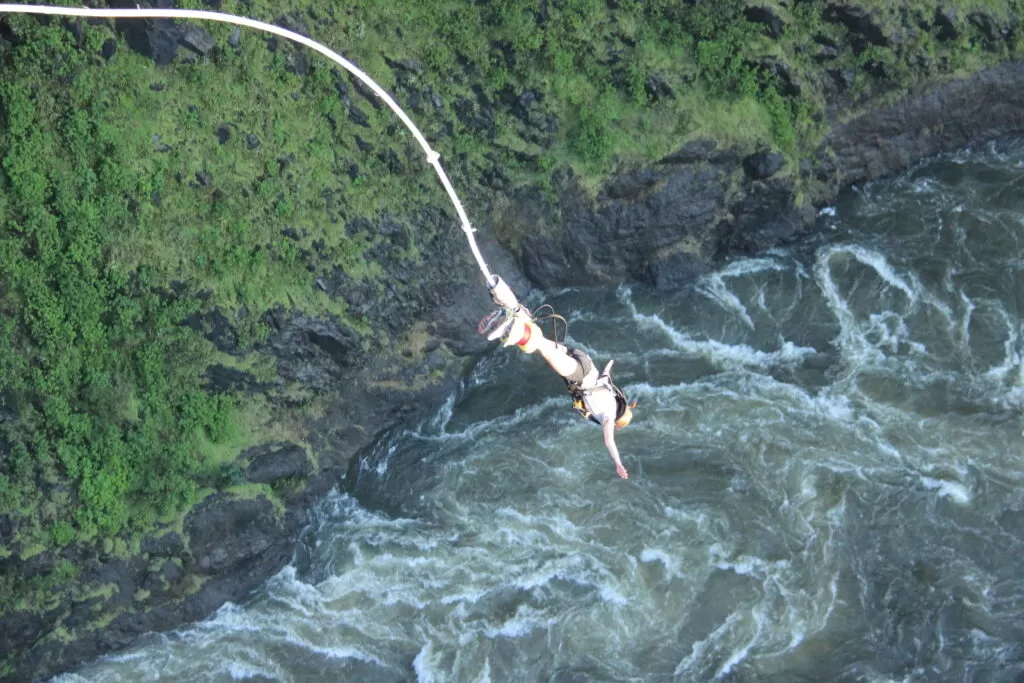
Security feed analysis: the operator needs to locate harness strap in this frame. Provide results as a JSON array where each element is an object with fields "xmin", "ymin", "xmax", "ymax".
[{"xmin": 566, "ymin": 380, "xmax": 627, "ymax": 424}]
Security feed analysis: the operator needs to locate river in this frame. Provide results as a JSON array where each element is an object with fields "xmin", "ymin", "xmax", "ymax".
[{"xmin": 56, "ymin": 138, "xmax": 1024, "ymax": 682}]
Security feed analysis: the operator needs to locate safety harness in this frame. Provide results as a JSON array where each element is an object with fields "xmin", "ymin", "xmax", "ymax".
[{"xmin": 565, "ymin": 379, "xmax": 629, "ymax": 426}]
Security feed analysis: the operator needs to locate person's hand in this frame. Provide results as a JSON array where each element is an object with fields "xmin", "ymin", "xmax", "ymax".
[{"xmin": 616, "ymin": 463, "xmax": 629, "ymax": 480}]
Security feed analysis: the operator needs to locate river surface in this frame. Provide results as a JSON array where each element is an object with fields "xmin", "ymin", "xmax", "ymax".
[{"xmin": 56, "ymin": 139, "xmax": 1024, "ymax": 682}]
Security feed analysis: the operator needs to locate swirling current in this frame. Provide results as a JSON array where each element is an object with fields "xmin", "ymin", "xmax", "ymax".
[{"xmin": 57, "ymin": 139, "xmax": 1024, "ymax": 682}]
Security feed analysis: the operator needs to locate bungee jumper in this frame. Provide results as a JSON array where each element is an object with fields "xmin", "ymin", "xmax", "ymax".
[{"xmin": 480, "ymin": 276, "xmax": 636, "ymax": 480}]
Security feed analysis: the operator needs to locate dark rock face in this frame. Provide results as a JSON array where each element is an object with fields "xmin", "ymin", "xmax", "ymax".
[
  {"xmin": 140, "ymin": 532, "xmax": 184, "ymax": 557},
  {"xmin": 0, "ymin": 137, "xmax": 499, "ymax": 683},
  {"xmin": 644, "ymin": 74, "xmax": 675, "ymax": 102},
  {"xmin": 185, "ymin": 495, "xmax": 290, "ymax": 575},
  {"xmin": 243, "ymin": 442, "xmax": 312, "ymax": 485},
  {"xmin": 724, "ymin": 178, "xmax": 815, "ymax": 254},
  {"xmin": 515, "ymin": 139, "xmax": 802, "ymax": 289},
  {"xmin": 758, "ymin": 58, "xmax": 802, "ymax": 96},
  {"xmin": 658, "ymin": 139, "xmax": 721, "ymax": 165},
  {"xmin": 110, "ymin": 1, "xmax": 217, "ymax": 66},
  {"xmin": 204, "ymin": 364, "xmax": 269, "ymax": 394},
  {"xmin": 743, "ymin": 150, "xmax": 786, "ymax": 180},
  {"xmin": 819, "ymin": 62, "xmax": 1024, "ymax": 190},
  {"xmin": 1, "ymin": 606, "xmax": 66, "ymax": 669},
  {"xmin": 823, "ymin": 4, "xmax": 889, "ymax": 47},
  {"xmin": 254, "ymin": 309, "xmax": 364, "ymax": 390},
  {"xmin": 829, "ymin": 67, "xmax": 857, "ymax": 92},
  {"xmin": 515, "ymin": 159, "xmax": 730, "ymax": 288},
  {"xmin": 934, "ymin": 7, "xmax": 959, "ymax": 41},
  {"xmin": 3, "ymin": 495, "xmax": 312, "ymax": 683}
]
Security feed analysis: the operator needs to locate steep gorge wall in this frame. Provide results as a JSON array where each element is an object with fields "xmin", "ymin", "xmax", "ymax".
[
  {"xmin": 504, "ymin": 59, "xmax": 1024, "ymax": 291},
  {"xmin": 2, "ymin": 1, "xmax": 1024, "ymax": 680}
]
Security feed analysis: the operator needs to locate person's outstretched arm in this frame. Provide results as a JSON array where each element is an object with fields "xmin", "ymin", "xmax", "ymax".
[{"xmin": 602, "ymin": 418, "xmax": 629, "ymax": 479}]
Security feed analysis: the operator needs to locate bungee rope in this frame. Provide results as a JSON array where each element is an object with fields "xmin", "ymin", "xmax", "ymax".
[{"xmin": 0, "ymin": 3, "xmax": 529, "ymax": 314}]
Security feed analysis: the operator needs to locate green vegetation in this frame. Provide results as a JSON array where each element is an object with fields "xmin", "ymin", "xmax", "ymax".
[
  {"xmin": 0, "ymin": 0, "xmax": 1022, "ymax": 631},
  {"xmin": 0, "ymin": 32, "xmax": 224, "ymax": 539}
]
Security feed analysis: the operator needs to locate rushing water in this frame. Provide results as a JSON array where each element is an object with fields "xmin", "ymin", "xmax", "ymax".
[{"xmin": 56, "ymin": 139, "xmax": 1024, "ymax": 682}]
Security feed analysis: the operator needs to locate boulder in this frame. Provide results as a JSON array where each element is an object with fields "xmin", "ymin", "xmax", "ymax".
[
  {"xmin": 934, "ymin": 7, "xmax": 959, "ymax": 41},
  {"xmin": 184, "ymin": 494, "xmax": 286, "ymax": 575},
  {"xmin": 645, "ymin": 73, "xmax": 676, "ymax": 102},
  {"xmin": 243, "ymin": 442, "xmax": 312, "ymax": 484},
  {"xmin": 257, "ymin": 310, "xmax": 360, "ymax": 391},
  {"xmin": 348, "ymin": 105, "xmax": 371, "ymax": 128},
  {"xmin": 114, "ymin": 15, "xmax": 217, "ymax": 66},
  {"xmin": 757, "ymin": 58, "xmax": 802, "ymax": 96},
  {"xmin": 743, "ymin": 150, "xmax": 785, "ymax": 180},
  {"xmin": 178, "ymin": 24, "xmax": 215, "ymax": 56},
  {"xmin": 828, "ymin": 67, "xmax": 857, "ymax": 92},
  {"xmin": 384, "ymin": 56, "xmax": 424, "ymax": 74},
  {"xmin": 725, "ymin": 178, "xmax": 814, "ymax": 253},
  {"xmin": 349, "ymin": 72, "xmax": 383, "ymax": 110}
]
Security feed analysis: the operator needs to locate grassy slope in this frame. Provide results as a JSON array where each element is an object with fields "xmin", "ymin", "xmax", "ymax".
[{"xmin": 0, "ymin": 0, "xmax": 1020, "ymax": 633}]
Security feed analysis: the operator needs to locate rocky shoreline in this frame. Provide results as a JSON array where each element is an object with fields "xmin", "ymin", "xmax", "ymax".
[{"xmin": 4, "ymin": 4, "xmax": 1024, "ymax": 681}]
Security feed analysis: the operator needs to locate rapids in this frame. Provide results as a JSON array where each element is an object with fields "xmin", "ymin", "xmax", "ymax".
[{"xmin": 57, "ymin": 139, "xmax": 1024, "ymax": 682}]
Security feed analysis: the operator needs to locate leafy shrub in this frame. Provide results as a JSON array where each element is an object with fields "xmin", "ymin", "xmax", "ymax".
[
  {"xmin": 571, "ymin": 105, "xmax": 613, "ymax": 164},
  {"xmin": 759, "ymin": 84, "xmax": 796, "ymax": 153}
]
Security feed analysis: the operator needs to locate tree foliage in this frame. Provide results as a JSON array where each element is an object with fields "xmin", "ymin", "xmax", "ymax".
[{"xmin": 0, "ymin": 23, "xmax": 232, "ymax": 543}]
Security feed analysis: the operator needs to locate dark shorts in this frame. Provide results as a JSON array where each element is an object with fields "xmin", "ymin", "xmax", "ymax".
[{"xmin": 565, "ymin": 348, "xmax": 593, "ymax": 385}]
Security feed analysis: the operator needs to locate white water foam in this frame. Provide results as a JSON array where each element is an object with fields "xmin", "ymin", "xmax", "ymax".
[
  {"xmin": 639, "ymin": 547, "xmax": 686, "ymax": 580},
  {"xmin": 413, "ymin": 641, "xmax": 443, "ymax": 683},
  {"xmin": 694, "ymin": 257, "xmax": 790, "ymax": 330},
  {"xmin": 630, "ymin": 307, "xmax": 817, "ymax": 370},
  {"xmin": 919, "ymin": 477, "xmax": 972, "ymax": 505}
]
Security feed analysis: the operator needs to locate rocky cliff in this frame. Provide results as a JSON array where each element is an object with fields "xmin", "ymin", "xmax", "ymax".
[{"xmin": 2, "ymin": 1, "xmax": 1023, "ymax": 680}]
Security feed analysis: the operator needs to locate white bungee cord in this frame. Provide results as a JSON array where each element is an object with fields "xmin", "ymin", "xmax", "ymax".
[{"xmin": 0, "ymin": 3, "xmax": 527, "ymax": 311}]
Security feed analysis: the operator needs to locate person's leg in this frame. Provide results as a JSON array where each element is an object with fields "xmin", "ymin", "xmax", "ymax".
[
  {"xmin": 523, "ymin": 324, "xmax": 580, "ymax": 379},
  {"xmin": 532, "ymin": 331, "xmax": 581, "ymax": 378},
  {"xmin": 499, "ymin": 315, "xmax": 588, "ymax": 380}
]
